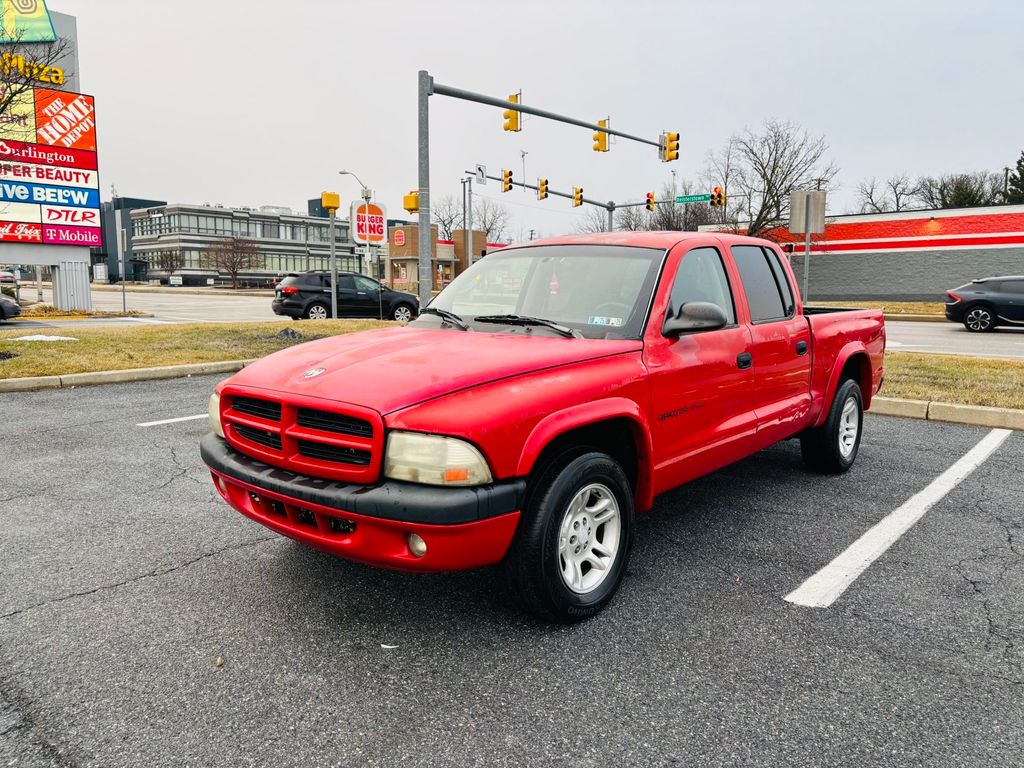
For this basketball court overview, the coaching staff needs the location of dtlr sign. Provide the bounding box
[352,201,387,245]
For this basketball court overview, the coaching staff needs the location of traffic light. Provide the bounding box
[537,178,548,200]
[501,169,513,192]
[502,93,521,132]
[593,118,609,152]
[402,190,419,214]
[711,186,725,207]
[572,187,583,207]
[645,192,656,212]
[659,131,680,162]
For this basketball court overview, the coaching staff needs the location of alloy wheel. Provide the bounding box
[557,483,621,594]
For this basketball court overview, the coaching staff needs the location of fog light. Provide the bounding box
[215,476,228,494]
[407,533,427,558]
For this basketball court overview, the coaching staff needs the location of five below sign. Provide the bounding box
[352,201,387,246]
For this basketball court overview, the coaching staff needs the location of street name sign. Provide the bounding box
[675,194,711,204]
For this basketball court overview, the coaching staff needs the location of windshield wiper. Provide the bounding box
[472,314,580,339]
[420,307,470,330]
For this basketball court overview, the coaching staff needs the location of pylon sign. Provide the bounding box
[352,200,387,245]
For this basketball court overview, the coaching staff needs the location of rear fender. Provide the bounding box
[516,398,655,512]
[814,342,871,427]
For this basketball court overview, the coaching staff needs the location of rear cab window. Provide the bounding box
[731,245,792,323]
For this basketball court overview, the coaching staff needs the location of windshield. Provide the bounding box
[417,244,664,339]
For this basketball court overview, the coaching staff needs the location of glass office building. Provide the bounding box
[129,203,361,286]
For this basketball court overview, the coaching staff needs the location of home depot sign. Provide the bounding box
[351,201,386,246]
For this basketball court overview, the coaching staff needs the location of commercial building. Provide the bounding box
[704,204,1024,300]
[128,202,361,286]
[386,224,504,293]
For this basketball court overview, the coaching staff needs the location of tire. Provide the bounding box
[963,304,995,332]
[504,450,634,623]
[304,302,329,320]
[800,378,863,474]
[391,303,414,323]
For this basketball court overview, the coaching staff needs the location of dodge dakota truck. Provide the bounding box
[201,232,885,622]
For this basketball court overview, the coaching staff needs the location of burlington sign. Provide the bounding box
[0,84,100,247]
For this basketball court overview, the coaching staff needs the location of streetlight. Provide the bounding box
[338,170,383,319]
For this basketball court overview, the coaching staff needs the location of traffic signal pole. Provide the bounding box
[417,70,433,306]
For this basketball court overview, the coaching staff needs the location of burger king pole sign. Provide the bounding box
[352,200,387,246]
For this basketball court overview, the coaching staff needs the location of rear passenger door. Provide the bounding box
[730,244,812,444]
[999,280,1024,323]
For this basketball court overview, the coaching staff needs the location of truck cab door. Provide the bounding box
[644,244,756,495]
[729,244,812,446]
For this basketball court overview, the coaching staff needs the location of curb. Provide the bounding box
[0,359,256,393]
[872,396,1024,431]
[882,314,946,323]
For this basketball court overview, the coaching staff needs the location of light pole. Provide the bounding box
[339,170,382,319]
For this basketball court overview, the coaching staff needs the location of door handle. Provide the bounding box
[737,352,753,369]
[796,341,808,356]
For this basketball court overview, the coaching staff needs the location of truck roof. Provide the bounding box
[507,230,778,251]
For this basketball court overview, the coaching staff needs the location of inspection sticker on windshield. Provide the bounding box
[588,316,623,327]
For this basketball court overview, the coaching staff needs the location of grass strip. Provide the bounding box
[807,301,945,315]
[883,352,1024,410]
[0,320,390,379]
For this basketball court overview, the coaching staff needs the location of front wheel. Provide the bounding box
[800,378,863,474]
[963,305,994,332]
[504,451,634,623]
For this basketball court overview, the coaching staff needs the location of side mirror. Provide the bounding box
[662,301,729,337]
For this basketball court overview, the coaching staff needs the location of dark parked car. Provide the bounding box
[272,271,419,322]
[0,293,21,322]
[945,276,1024,332]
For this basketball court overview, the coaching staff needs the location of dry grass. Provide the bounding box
[0,320,390,378]
[19,304,146,318]
[883,352,1024,410]
[808,300,945,315]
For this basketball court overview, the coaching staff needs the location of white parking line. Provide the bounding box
[137,414,207,427]
[785,428,1013,608]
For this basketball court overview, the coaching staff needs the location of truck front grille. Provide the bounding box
[221,387,383,483]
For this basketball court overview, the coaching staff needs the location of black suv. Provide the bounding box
[272,271,419,322]
[945,276,1024,332]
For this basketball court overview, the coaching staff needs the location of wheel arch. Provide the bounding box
[815,343,872,427]
[516,398,655,512]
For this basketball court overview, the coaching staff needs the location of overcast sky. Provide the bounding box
[53,0,1024,241]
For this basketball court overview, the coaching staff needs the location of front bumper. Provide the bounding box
[200,433,524,572]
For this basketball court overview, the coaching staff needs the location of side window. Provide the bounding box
[353,275,381,293]
[336,275,355,291]
[732,245,786,322]
[1002,280,1024,295]
[668,247,736,325]
[762,247,795,316]
[302,273,325,288]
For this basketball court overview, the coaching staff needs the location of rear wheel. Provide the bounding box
[504,451,634,623]
[800,378,863,474]
[304,302,329,320]
[391,303,414,323]
[963,305,994,332]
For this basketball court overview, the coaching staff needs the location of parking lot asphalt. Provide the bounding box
[1,376,1021,767]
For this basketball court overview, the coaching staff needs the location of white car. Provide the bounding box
[0,269,19,285]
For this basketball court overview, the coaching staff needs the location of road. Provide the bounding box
[1,376,1022,766]
[6,288,1024,358]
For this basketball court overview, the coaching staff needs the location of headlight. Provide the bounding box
[384,431,492,487]
[209,392,225,438]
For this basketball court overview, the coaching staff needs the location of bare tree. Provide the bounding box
[153,251,184,272]
[0,29,75,126]
[857,174,917,213]
[574,206,609,233]
[473,197,511,242]
[431,193,463,241]
[615,205,649,231]
[707,120,837,238]
[202,237,264,289]
[913,172,1002,209]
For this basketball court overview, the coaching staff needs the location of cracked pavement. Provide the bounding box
[1,375,1022,767]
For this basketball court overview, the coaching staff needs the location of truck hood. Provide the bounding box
[227,326,643,414]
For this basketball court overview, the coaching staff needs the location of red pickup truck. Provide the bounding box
[201,232,884,622]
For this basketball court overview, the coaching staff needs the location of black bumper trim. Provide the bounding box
[200,433,525,525]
